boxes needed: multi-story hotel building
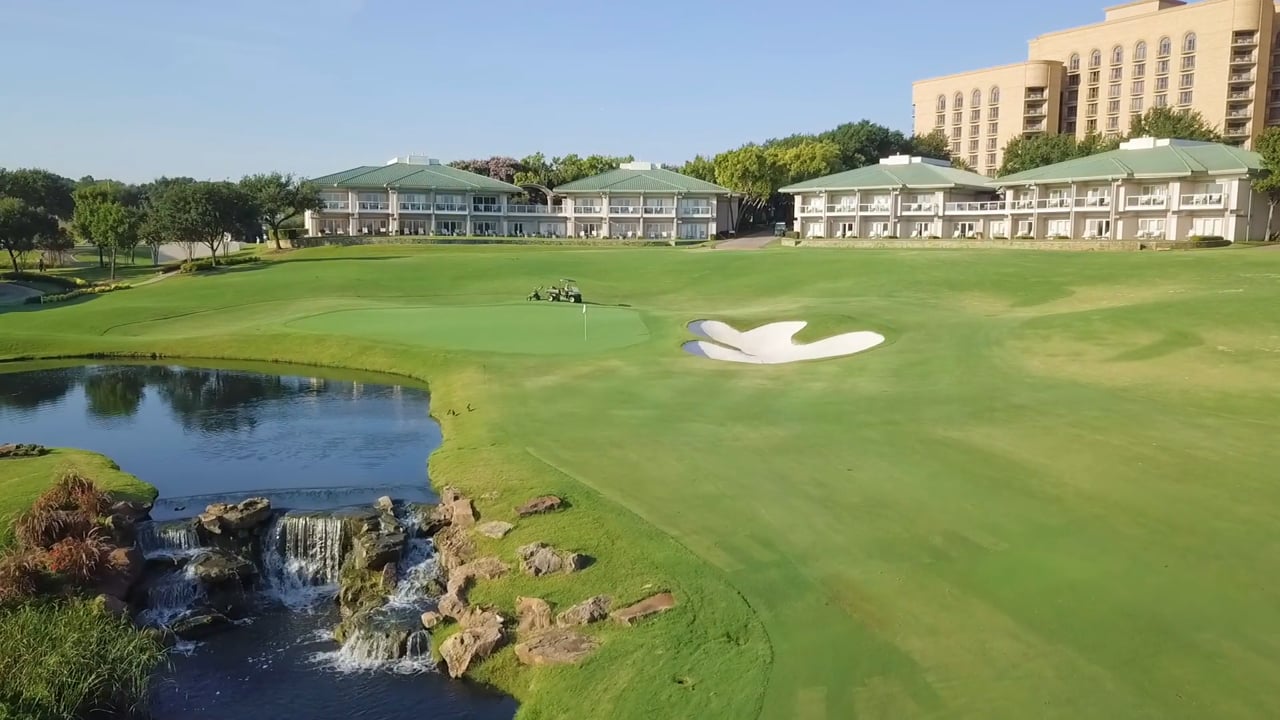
[304,157,736,240]
[912,0,1278,176]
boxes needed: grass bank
[2,244,1279,718]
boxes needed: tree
[150,181,254,264]
[909,130,952,162]
[72,182,141,280]
[714,145,780,211]
[0,197,58,272]
[0,168,74,221]
[449,157,523,183]
[0,168,73,273]
[239,173,319,250]
[951,157,975,172]
[816,121,912,171]
[679,155,717,184]
[1128,107,1222,142]
[1253,127,1280,241]
[768,140,841,186]
[996,133,1119,176]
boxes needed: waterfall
[137,520,203,558]
[262,512,346,607]
[314,614,434,675]
[140,573,206,626]
[385,537,440,609]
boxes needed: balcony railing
[508,204,552,214]
[609,206,641,215]
[1073,196,1111,209]
[434,202,467,212]
[472,204,502,213]
[1026,90,1046,100]
[1009,199,1037,211]
[322,200,349,210]
[642,206,674,215]
[1227,109,1251,118]
[680,206,713,216]
[1024,123,1047,132]
[1231,54,1257,64]
[1229,73,1255,83]
[1025,105,1047,117]
[945,201,1005,213]
[399,202,431,212]
[798,205,825,215]
[1225,126,1250,136]
[900,202,936,213]
[1229,92,1253,101]
[357,201,390,211]
[825,204,858,214]
[1181,193,1224,206]
[1233,35,1258,46]
[858,203,892,214]
[574,205,602,214]
[1124,195,1168,209]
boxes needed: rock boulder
[612,592,676,626]
[434,525,476,572]
[169,609,234,640]
[448,498,477,528]
[446,556,508,597]
[199,498,272,534]
[516,596,553,634]
[188,550,256,588]
[440,615,505,678]
[517,543,583,577]
[420,610,443,630]
[475,521,513,539]
[514,628,599,666]
[557,595,611,627]
[515,495,563,517]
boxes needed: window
[1069,53,1081,71]
[990,86,1000,104]
[1065,121,1078,133]
[953,111,963,124]
[972,89,982,107]
[968,154,978,167]
[473,195,499,212]
[1191,217,1223,237]
[986,137,998,151]
[1111,45,1123,65]
[1183,32,1196,53]
[1134,41,1147,61]
[1109,84,1121,98]
[1157,59,1170,75]
[1047,219,1071,237]
[937,95,947,112]
[1133,63,1146,78]
[1085,219,1112,238]
[969,139,979,152]
[1132,80,1144,95]
[1087,102,1098,116]
[1068,74,1081,87]
[952,221,977,238]
[1155,94,1168,107]
[1110,67,1123,81]
[935,113,945,127]
[320,191,348,210]
[955,92,964,109]
[950,141,961,154]
[1017,220,1035,237]
[1107,116,1119,131]
[1088,86,1100,100]
[1180,72,1194,88]
[1088,70,1100,84]
[1156,76,1169,91]
[988,122,999,134]
[1138,218,1165,238]
[1158,36,1171,56]
[1090,49,1102,67]
[1178,91,1192,105]
[1181,55,1196,70]
[1108,100,1120,114]
[1087,118,1098,132]
[1066,89,1079,102]
[989,107,1000,120]
[1131,97,1144,113]
[971,108,981,122]
[986,153,998,168]
[970,124,979,136]
[320,218,347,235]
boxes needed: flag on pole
[582,303,587,314]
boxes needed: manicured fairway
[287,303,649,354]
[2,244,1279,719]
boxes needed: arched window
[989,86,1001,104]
[1134,41,1147,62]
[1111,45,1124,65]
[1183,32,1196,53]
[937,95,947,112]
[1069,53,1081,71]
[1158,36,1171,56]
[1090,49,1102,67]
[954,92,964,109]
[972,89,982,107]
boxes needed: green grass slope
[2,244,1279,719]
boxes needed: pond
[0,363,516,720]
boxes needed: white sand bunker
[683,320,885,365]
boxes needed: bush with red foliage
[34,471,111,516]
[0,552,45,605]
[42,533,110,584]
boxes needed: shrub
[0,271,87,290]
[24,283,130,306]
[0,553,44,606]
[1189,235,1230,248]
[35,471,111,517]
[0,600,165,718]
[43,533,110,584]
[179,255,260,273]
[14,510,96,551]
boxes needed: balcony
[798,205,825,216]
[1073,196,1111,209]
[1233,34,1258,47]
[1229,73,1255,83]
[858,203,892,214]
[573,205,602,214]
[472,203,502,213]
[508,204,552,214]
[1229,91,1254,101]
[1227,108,1252,119]
[1226,125,1250,136]
[680,206,713,216]
[825,204,858,214]
[1180,193,1224,207]
[434,202,467,213]
[1009,199,1037,212]
[1124,195,1168,209]
[642,206,674,215]
[945,201,1005,213]
[1024,104,1047,117]
[357,201,390,211]
[1026,89,1047,100]
[1024,122,1047,132]
[399,202,431,212]
[900,202,936,214]
[1231,54,1257,65]
[609,206,641,215]
[1035,197,1071,210]
[322,200,349,210]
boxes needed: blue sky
[0,0,1103,182]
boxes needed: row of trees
[0,171,322,277]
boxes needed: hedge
[23,284,130,305]
[178,256,261,273]
[0,272,87,290]
[1188,235,1231,248]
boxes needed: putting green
[286,303,649,355]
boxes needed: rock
[447,556,508,597]
[143,626,179,649]
[439,616,504,678]
[97,545,144,599]
[200,497,272,534]
[461,609,503,630]
[169,609,234,640]
[516,597,553,634]
[421,611,443,630]
[517,542,582,577]
[0,443,49,459]
[109,500,152,524]
[434,525,476,572]
[355,530,406,571]
[438,592,468,622]
[441,486,465,505]
[475,521,513,539]
[557,595,611,627]
[515,495,563,517]
[514,628,599,666]
[375,495,395,513]
[612,592,676,626]
[187,550,257,588]
[93,593,129,618]
[448,498,477,528]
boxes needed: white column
[388,189,399,235]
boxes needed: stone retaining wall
[781,238,1145,251]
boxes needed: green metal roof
[779,161,994,192]
[554,166,731,194]
[993,140,1262,185]
[309,163,522,193]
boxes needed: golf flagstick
[582,303,587,341]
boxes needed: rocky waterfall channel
[134,495,446,671]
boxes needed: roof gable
[779,162,994,192]
[309,163,521,193]
[993,140,1261,185]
